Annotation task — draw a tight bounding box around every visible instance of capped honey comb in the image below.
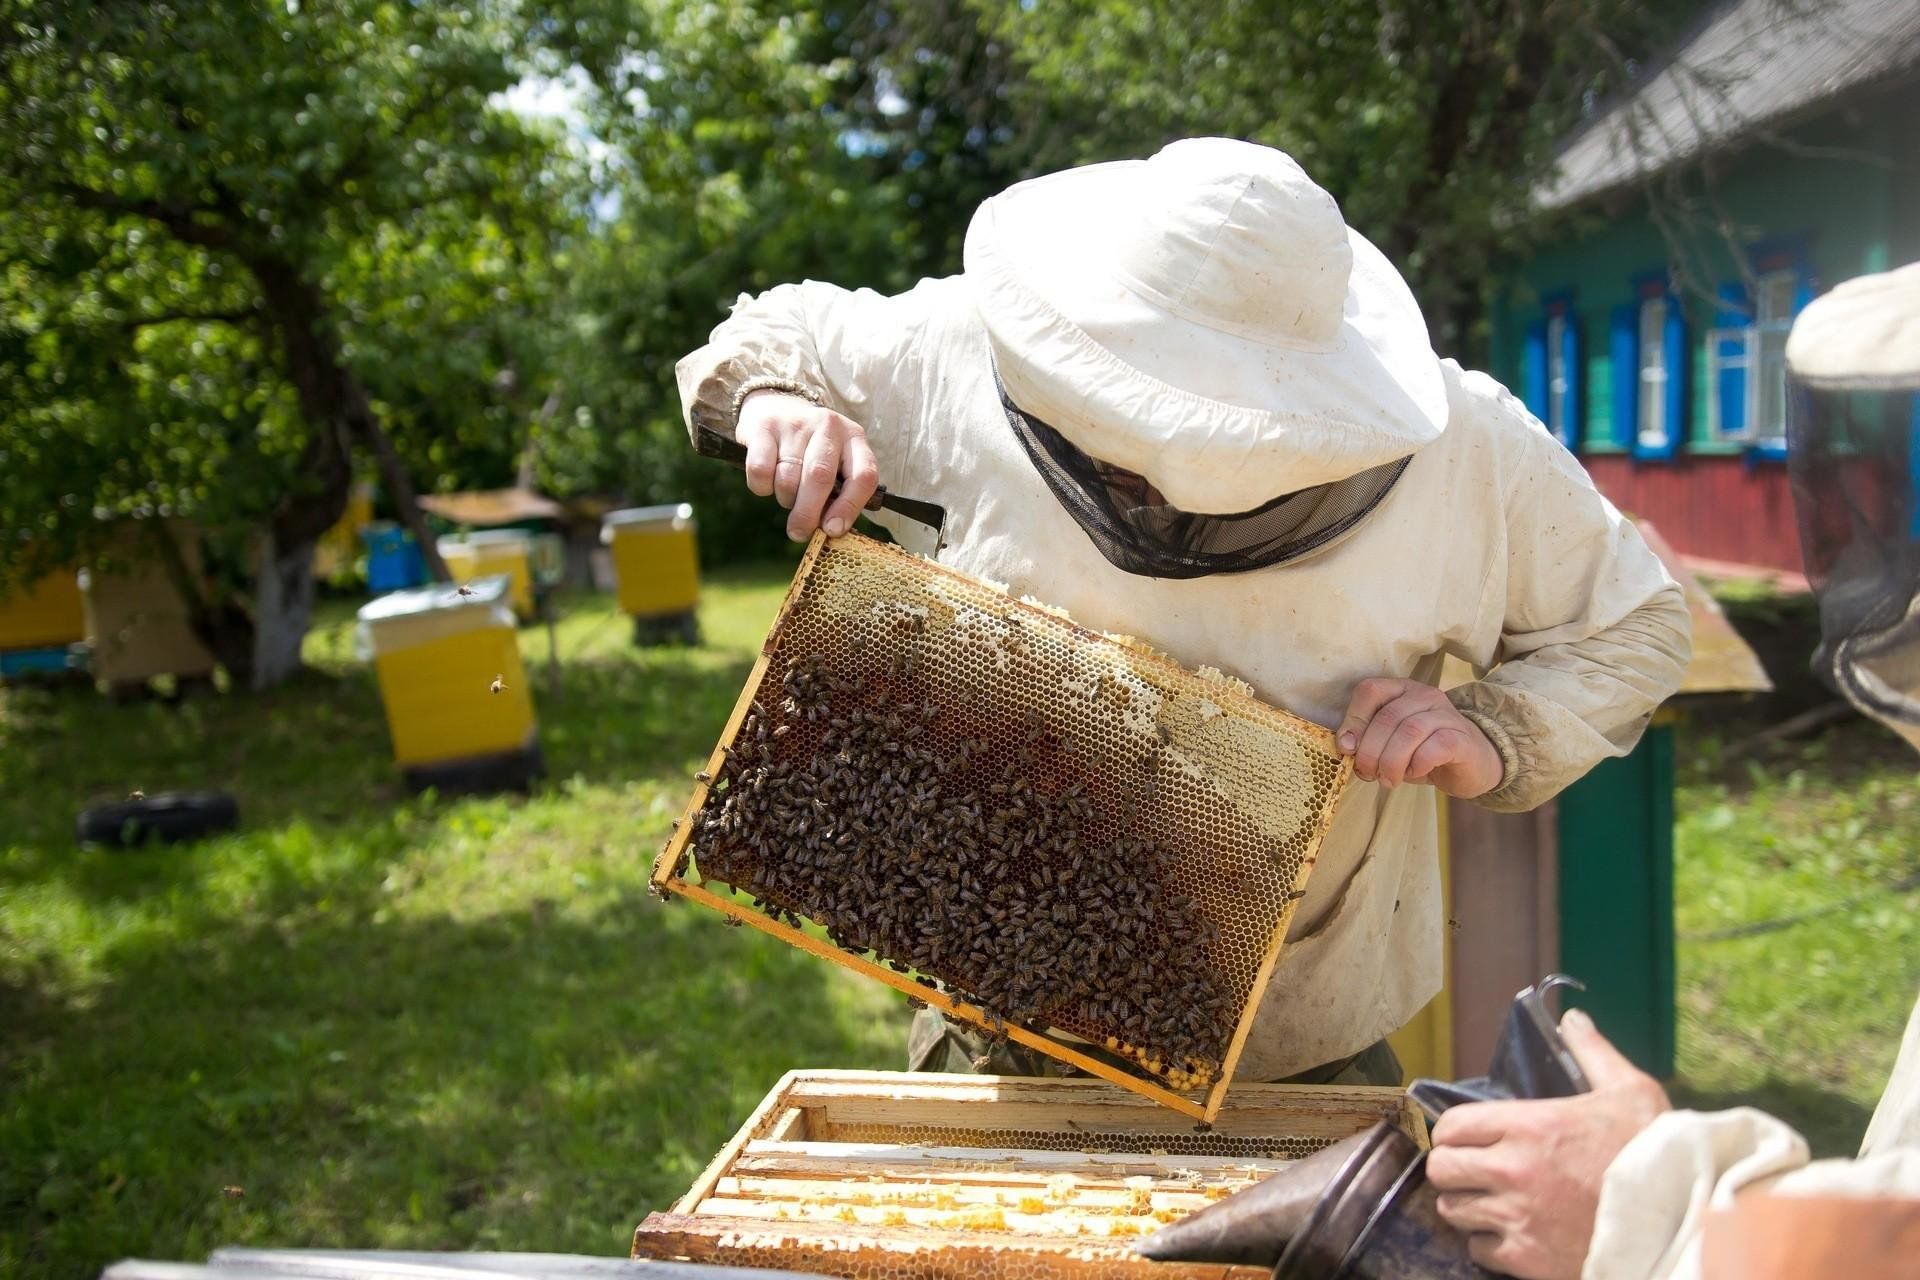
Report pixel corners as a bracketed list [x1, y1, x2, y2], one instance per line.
[651, 532, 1351, 1121]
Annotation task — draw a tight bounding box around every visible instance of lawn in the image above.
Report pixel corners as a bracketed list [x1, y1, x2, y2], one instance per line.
[1, 565, 902, 1280]
[4, 571, 1918, 1278]
[1670, 717, 1920, 1156]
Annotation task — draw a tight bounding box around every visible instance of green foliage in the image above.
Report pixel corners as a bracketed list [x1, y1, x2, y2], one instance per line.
[976, 0, 1685, 355]
[0, 1, 577, 635]
[0, 570, 900, 1279]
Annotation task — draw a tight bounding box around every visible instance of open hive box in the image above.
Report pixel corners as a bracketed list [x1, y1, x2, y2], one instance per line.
[633, 1070, 1426, 1280]
[651, 532, 1353, 1120]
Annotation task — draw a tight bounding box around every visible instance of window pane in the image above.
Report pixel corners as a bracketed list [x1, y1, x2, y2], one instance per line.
[1758, 330, 1789, 440]
[1755, 269, 1795, 440]
[1758, 270, 1795, 324]
[1638, 296, 1667, 446]
[1547, 314, 1567, 436]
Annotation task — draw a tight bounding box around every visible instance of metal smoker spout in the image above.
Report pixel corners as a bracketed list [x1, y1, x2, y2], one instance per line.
[1133, 1134, 1366, 1266]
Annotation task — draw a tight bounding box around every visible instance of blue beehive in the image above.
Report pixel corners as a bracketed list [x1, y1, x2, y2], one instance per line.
[361, 522, 426, 593]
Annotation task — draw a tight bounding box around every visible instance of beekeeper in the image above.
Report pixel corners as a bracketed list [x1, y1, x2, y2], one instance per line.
[1426, 262, 1920, 1279]
[676, 137, 1692, 1086]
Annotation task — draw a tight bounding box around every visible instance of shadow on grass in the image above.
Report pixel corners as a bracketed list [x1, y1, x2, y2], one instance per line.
[1, 881, 902, 1279]
[1668, 1077, 1879, 1159]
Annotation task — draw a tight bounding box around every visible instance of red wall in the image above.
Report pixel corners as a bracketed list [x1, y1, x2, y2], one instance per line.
[1580, 454, 1802, 574]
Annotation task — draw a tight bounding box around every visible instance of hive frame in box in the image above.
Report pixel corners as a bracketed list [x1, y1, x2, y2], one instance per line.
[633, 1069, 1426, 1280]
[651, 532, 1352, 1123]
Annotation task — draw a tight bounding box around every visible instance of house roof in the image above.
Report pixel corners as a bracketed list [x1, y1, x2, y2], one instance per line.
[1635, 520, 1774, 696]
[1535, 0, 1920, 211]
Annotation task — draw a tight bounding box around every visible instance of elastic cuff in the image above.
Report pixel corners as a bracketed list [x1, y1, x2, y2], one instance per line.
[1447, 686, 1528, 810]
[730, 376, 825, 427]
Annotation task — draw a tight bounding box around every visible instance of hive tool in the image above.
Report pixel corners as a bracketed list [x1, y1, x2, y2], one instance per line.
[692, 425, 948, 551]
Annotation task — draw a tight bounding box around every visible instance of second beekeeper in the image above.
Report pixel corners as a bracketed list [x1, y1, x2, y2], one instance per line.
[675, 137, 1693, 1085]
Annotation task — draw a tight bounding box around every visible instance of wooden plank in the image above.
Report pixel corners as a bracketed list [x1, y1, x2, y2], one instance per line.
[809, 1093, 1388, 1142]
[632, 1211, 1269, 1280]
[779, 1069, 1406, 1108]
[693, 1197, 1184, 1237]
[1206, 753, 1355, 1122]
[781, 1074, 1406, 1139]
[729, 1152, 1285, 1188]
[670, 1071, 801, 1215]
[739, 1141, 1291, 1180]
[714, 1175, 1229, 1213]
[663, 881, 1209, 1119]
[761, 1106, 810, 1143]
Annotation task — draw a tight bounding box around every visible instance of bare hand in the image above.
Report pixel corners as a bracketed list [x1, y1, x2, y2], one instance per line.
[1426, 1008, 1672, 1279]
[1336, 677, 1504, 798]
[735, 390, 880, 542]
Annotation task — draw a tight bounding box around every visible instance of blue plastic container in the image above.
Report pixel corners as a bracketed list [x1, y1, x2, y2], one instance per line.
[361, 522, 427, 593]
[0, 645, 76, 677]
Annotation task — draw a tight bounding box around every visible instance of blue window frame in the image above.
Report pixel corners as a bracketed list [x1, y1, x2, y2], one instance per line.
[1523, 293, 1582, 448]
[1708, 238, 1817, 461]
[1613, 273, 1685, 460]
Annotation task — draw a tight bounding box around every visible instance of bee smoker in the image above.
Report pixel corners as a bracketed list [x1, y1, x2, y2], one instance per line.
[1137, 975, 1592, 1279]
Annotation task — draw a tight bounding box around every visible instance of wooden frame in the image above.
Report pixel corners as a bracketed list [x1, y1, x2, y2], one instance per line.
[634, 1070, 1425, 1280]
[650, 532, 1351, 1123]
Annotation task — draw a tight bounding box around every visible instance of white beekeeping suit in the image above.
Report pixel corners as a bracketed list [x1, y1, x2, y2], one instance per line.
[677, 138, 1692, 1081]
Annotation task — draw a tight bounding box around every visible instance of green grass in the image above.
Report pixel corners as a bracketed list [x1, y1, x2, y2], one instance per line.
[1, 566, 900, 1279]
[1670, 718, 1920, 1156]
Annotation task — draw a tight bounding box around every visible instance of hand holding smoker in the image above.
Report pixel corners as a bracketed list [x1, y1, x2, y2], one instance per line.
[1138, 976, 1593, 1279]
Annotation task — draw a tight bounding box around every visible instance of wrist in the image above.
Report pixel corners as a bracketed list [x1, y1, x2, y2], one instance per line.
[731, 376, 825, 428]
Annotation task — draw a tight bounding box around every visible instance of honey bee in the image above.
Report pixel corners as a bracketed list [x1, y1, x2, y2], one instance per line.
[129, 789, 145, 801]
[456, 584, 477, 597]
[489, 674, 506, 694]
[222, 1185, 245, 1200]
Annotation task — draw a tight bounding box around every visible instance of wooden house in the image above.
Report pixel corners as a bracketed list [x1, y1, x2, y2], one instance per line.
[1489, 0, 1920, 581]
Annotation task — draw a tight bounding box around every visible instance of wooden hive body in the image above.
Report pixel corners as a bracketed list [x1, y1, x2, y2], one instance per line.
[633, 1071, 1427, 1280]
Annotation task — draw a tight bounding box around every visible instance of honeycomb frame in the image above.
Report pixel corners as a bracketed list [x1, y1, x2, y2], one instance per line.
[650, 532, 1354, 1122]
[631, 1069, 1427, 1280]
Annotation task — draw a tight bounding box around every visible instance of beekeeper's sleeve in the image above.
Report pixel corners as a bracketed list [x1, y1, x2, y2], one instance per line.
[1583, 993, 1920, 1280]
[1442, 371, 1693, 812]
[675, 277, 957, 490]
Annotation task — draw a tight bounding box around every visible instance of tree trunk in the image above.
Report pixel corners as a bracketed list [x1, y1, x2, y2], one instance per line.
[250, 528, 319, 691]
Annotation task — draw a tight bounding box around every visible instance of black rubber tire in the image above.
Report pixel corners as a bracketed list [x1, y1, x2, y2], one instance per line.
[76, 790, 239, 848]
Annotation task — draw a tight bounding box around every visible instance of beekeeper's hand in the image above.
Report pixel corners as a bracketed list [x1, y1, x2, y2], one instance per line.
[736, 390, 881, 542]
[1336, 678, 1503, 798]
[1425, 1009, 1671, 1280]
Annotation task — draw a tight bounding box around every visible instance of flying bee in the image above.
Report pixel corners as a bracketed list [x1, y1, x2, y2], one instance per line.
[129, 789, 145, 800]
[489, 674, 507, 694]
[456, 583, 477, 597]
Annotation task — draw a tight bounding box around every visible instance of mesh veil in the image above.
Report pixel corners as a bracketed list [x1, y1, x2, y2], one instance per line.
[997, 376, 1410, 579]
[1788, 381, 1920, 734]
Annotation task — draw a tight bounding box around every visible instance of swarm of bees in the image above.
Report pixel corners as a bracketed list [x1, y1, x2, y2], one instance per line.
[681, 652, 1239, 1089]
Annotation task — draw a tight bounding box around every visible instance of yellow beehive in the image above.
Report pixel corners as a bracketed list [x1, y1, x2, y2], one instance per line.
[82, 530, 218, 687]
[604, 503, 700, 620]
[438, 532, 535, 621]
[0, 568, 86, 653]
[312, 486, 374, 581]
[357, 576, 535, 769]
